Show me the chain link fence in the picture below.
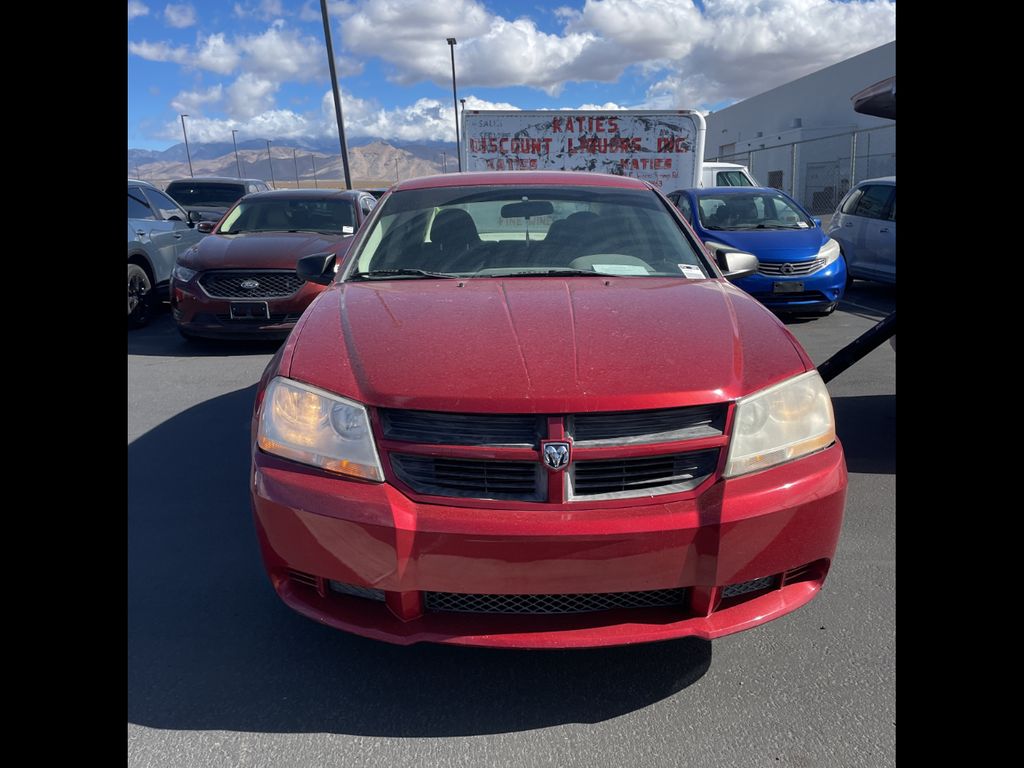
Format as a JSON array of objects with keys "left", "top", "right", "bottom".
[{"left": 709, "top": 124, "right": 895, "bottom": 216}]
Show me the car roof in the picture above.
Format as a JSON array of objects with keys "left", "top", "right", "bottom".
[
  {"left": 128, "top": 178, "right": 157, "bottom": 188},
  {"left": 167, "top": 176, "right": 267, "bottom": 185},
  {"left": 242, "top": 188, "right": 367, "bottom": 201},
  {"left": 392, "top": 171, "right": 651, "bottom": 192},
  {"left": 853, "top": 176, "right": 896, "bottom": 186},
  {"left": 688, "top": 186, "right": 794, "bottom": 196}
]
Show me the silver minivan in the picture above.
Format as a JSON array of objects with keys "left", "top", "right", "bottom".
[
  {"left": 827, "top": 176, "right": 895, "bottom": 285},
  {"left": 128, "top": 180, "right": 205, "bottom": 327}
]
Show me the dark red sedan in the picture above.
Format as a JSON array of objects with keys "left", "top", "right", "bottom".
[
  {"left": 171, "top": 189, "right": 379, "bottom": 340},
  {"left": 250, "top": 172, "right": 847, "bottom": 648}
]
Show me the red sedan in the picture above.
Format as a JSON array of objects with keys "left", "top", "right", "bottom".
[
  {"left": 250, "top": 172, "right": 846, "bottom": 648},
  {"left": 171, "top": 189, "right": 379, "bottom": 340}
]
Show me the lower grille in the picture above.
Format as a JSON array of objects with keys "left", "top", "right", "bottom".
[
  {"left": 758, "top": 257, "right": 827, "bottom": 276},
  {"left": 571, "top": 449, "right": 719, "bottom": 499},
  {"left": 214, "top": 312, "right": 303, "bottom": 323},
  {"left": 756, "top": 290, "right": 828, "bottom": 302},
  {"left": 200, "top": 270, "right": 304, "bottom": 298},
  {"left": 328, "top": 580, "right": 386, "bottom": 602},
  {"left": 425, "top": 588, "right": 688, "bottom": 614},
  {"left": 390, "top": 454, "right": 544, "bottom": 501},
  {"left": 722, "top": 576, "right": 778, "bottom": 598}
]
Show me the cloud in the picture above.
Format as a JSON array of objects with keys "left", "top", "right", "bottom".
[
  {"left": 163, "top": 3, "right": 196, "bottom": 28},
  {"left": 128, "top": 40, "right": 190, "bottom": 65},
  {"left": 237, "top": 25, "right": 327, "bottom": 81},
  {"left": 170, "top": 84, "right": 223, "bottom": 114},
  {"left": 128, "top": 1, "right": 149, "bottom": 20},
  {"left": 227, "top": 73, "right": 280, "bottom": 119}
]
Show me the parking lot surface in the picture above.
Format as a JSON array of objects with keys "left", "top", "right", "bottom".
[{"left": 128, "top": 282, "right": 895, "bottom": 768}]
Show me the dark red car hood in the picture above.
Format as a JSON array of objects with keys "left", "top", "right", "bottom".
[
  {"left": 183, "top": 231, "right": 351, "bottom": 270},
  {"left": 286, "top": 277, "right": 811, "bottom": 413}
]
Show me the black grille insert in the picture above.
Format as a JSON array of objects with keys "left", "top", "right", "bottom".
[
  {"left": 425, "top": 588, "right": 688, "bottom": 614},
  {"left": 381, "top": 410, "right": 542, "bottom": 446},
  {"left": 572, "top": 449, "right": 719, "bottom": 498},
  {"left": 571, "top": 405, "right": 726, "bottom": 446},
  {"left": 391, "top": 454, "right": 543, "bottom": 501},
  {"left": 200, "top": 270, "right": 305, "bottom": 298}
]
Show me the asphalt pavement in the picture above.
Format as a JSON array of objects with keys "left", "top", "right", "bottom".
[{"left": 128, "top": 281, "right": 895, "bottom": 768}]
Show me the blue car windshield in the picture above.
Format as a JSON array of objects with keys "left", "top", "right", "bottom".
[{"left": 697, "top": 192, "right": 813, "bottom": 231}]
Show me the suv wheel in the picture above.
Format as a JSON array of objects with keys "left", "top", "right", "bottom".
[{"left": 128, "top": 263, "right": 152, "bottom": 328}]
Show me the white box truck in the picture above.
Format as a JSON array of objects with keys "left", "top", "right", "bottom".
[{"left": 461, "top": 109, "right": 756, "bottom": 194}]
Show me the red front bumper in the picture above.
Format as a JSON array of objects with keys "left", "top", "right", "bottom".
[
  {"left": 251, "top": 443, "right": 846, "bottom": 648},
  {"left": 171, "top": 278, "right": 323, "bottom": 339}
]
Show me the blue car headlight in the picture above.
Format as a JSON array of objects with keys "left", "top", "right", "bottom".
[{"left": 818, "top": 238, "right": 841, "bottom": 266}]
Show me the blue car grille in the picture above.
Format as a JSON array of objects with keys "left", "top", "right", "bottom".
[{"left": 758, "top": 257, "right": 827, "bottom": 276}]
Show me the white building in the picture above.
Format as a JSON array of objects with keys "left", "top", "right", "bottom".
[{"left": 706, "top": 41, "right": 895, "bottom": 213}]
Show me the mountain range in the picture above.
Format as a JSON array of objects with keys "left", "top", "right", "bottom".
[{"left": 128, "top": 138, "right": 460, "bottom": 187}]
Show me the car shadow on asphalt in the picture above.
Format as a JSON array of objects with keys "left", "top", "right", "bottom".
[
  {"left": 128, "top": 385, "right": 713, "bottom": 737},
  {"left": 832, "top": 394, "right": 896, "bottom": 475},
  {"left": 128, "top": 309, "right": 285, "bottom": 358}
]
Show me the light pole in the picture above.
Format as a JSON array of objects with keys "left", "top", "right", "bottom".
[
  {"left": 180, "top": 114, "right": 194, "bottom": 178},
  {"left": 446, "top": 38, "right": 462, "bottom": 171},
  {"left": 311, "top": 154, "right": 318, "bottom": 188},
  {"left": 265, "top": 139, "right": 276, "bottom": 188},
  {"left": 395, "top": 157, "right": 399, "bottom": 182},
  {"left": 441, "top": 151, "right": 447, "bottom": 173},
  {"left": 321, "top": 0, "right": 352, "bottom": 189},
  {"left": 231, "top": 129, "right": 242, "bottom": 178},
  {"left": 460, "top": 98, "right": 466, "bottom": 171},
  {"left": 293, "top": 148, "right": 300, "bottom": 188}
]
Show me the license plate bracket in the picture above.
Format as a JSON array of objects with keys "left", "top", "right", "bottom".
[
  {"left": 229, "top": 301, "right": 270, "bottom": 320},
  {"left": 772, "top": 281, "right": 805, "bottom": 294}
]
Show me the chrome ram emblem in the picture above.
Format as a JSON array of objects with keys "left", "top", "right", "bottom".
[{"left": 542, "top": 441, "right": 571, "bottom": 472}]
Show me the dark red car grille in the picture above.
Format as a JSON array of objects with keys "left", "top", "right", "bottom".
[
  {"left": 200, "top": 270, "right": 304, "bottom": 298},
  {"left": 424, "top": 588, "right": 688, "bottom": 614}
]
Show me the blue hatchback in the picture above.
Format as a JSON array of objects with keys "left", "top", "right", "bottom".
[{"left": 668, "top": 187, "right": 846, "bottom": 315}]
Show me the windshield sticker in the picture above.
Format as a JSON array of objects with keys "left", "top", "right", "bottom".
[
  {"left": 593, "top": 264, "right": 649, "bottom": 276},
  {"left": 797, "top": 221, "right": 809, "bottom": 228},
  {"left": 678, "top": 264, "right": 704, "bottom": 279},
  {"left": 343, "top": 226, "right": 354, "bottom": 234}
]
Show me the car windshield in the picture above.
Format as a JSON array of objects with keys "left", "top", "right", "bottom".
[
  {"left": 344, "top": 184, "right": 709, "bottom": 279},
  {"left": 165, "top": 183, "right": 246, "bottom": 207},
  {"left": 218, "top": 198, "right": 356, "bottom": 235},
  {"left": 696, "top": 192, "right": 813, "bottom": 230}
]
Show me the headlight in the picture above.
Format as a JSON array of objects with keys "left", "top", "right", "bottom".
[
  {"left": 257, "top": 377, "right": 384, "bottom": 481},
  {"left": 724, "top": 370, "right": 835, "bottom": 478},
  {"left": 817, "top": 238, "right": 841, "bottom": 267},
  {"left": 172, "top": 264, "right": 198, "bottom": 282}
]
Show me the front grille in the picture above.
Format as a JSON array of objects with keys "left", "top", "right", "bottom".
[
  {"left": 200, "top": 270, "right": 304, "bottom": 298},
  {"left": 756, "top": 290, "right": 828, "bottom": 303},
  {"left": 722, "top": 575, "right": 778, "bottom": 598},
  {"left": 571, "top": 405, "right": 726, "bottom": 446},
  {"left": 758, "top": 257, "right": 827, "bottom": 276},
  {"left": 390, "top": 454, "right": 543, "bottom": 501},
  {"left": 381, "top": 410, "right": 541, "bottom": 446},
  {"left": 214, "top": 312, "right": 302, "bottom": 323},
  {"left": 572, "top": 449, "right": 719, "bottom": 499},
  {"left": 328, "top": 580, "right": 386, "bottom": 602},
  {"left": 425, "top": 588, "right": 688, "bottom": 614}
]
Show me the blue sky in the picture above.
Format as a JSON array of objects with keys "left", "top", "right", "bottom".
[{"left": 128, "top": 0, "right": 895, "bottom": 150}]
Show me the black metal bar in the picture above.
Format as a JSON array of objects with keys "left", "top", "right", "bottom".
[{"left": 818, "top": 311, "right": 896, "bottom": 384}]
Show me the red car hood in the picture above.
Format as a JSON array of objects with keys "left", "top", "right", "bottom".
[
  {"left": 183, "top": 231, "right": 352, "bottom": 270},
  {"left": 286, "top": 277, "right": 811, "bottom": 413}
]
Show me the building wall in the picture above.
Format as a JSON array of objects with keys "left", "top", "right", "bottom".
[{"left": 705, "top": 41, "right": 895, "bottom": 213}]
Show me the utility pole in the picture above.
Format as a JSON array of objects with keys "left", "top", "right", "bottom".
[
  {"left": 266, "top": 140, "right": 276, "bottom": 188},
  {"left": 293, "top": 148, "right": 300, "bottom": 188},
  {"left": 311, "top": 154, "right": 318, "bottom": 188},
  {"left": 180, "top": 114, "right": 194, "bottom": 177},
  {"left": 446, "top": 38, "right": 462, "bottom": 171},
  {"left": 231, "top": 129, "right": 242, "bottom": 178},
  {"left": 320, "top": 0, "right": 352, "bottom": 189}
]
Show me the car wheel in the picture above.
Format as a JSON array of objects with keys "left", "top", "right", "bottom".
[{"left": 128, "top": 263, "right": 152, "bottom": 328}]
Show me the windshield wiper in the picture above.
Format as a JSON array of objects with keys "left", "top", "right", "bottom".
[
  {"left": 349, "top": 269, "right": 458, "bottom": 280},
  {"left": 491, "top": 269, "right": 622, "bottom": 278}
]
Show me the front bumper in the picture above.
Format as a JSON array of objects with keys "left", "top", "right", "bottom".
[
  {"left": 251, "top": 442, "right": 847, "bottom": 648},
  {"left": 171, "top": 277, "right": 321, "bottom": 339},
  {"left": 736, "top": 259, "right": 846, "bottom": 311}
]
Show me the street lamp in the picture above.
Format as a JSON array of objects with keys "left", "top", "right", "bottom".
[
  {"left": 293, "top": 148, "right": 300, "bottom": 188},
  {"left": 231, "top": 129, "right": 242, "bottom": 178},
  {"left": 311, "top": 154, "right": 319, "bottom": 189},
  {"left": 321, "top": 0, "right": 352, "bottom": 189},
  {"left": 446, "top": 38, "right": 462, "bottom": 171},
  {"left": 265, "top": 139, "right": 276, "bottom": 188},
  {"left": 395, "top": 157, "right": 399, "bottom": 182},
  {"left": 180, "top": 114, "right": 194, "bottom": 178},
  {"left": 441, "top": 151, "right": 447, "bottom": 173}
]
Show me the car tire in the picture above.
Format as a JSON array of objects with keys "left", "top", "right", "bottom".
[{"left": 128, "top": 263, "right": 153, "bottom": 328}]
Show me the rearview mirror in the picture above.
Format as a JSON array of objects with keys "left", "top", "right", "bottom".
[
  {"left": 812, "top": 217, "right": 822, "bottom": 228},
  {"left": 500, "top": 200, "right": 554, "bottom": 219},
  {"left": 297, "top": 252, "right": 337, "bottom": 285},
  {"left": 187, "top": 210, "right": 203, "bottom": 224},
  {"left": 197, "top": 221, "right": 215, "bottom": 234}
]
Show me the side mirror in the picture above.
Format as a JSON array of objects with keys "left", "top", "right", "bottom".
[
  {"left": 197, "top": 221, "right": 215, "bottom": 234},
  {"left": 717, "top": 251, "right": 759, "bottom": 281},
  {"left": 187, "top": 210, "right": 203, "bottom": 224},
  {"left": 812, "top": 217, "right": 822, "bottom": 228},
  {"left": 297, "top": 252, "right": 337, "bottom": 285}
]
